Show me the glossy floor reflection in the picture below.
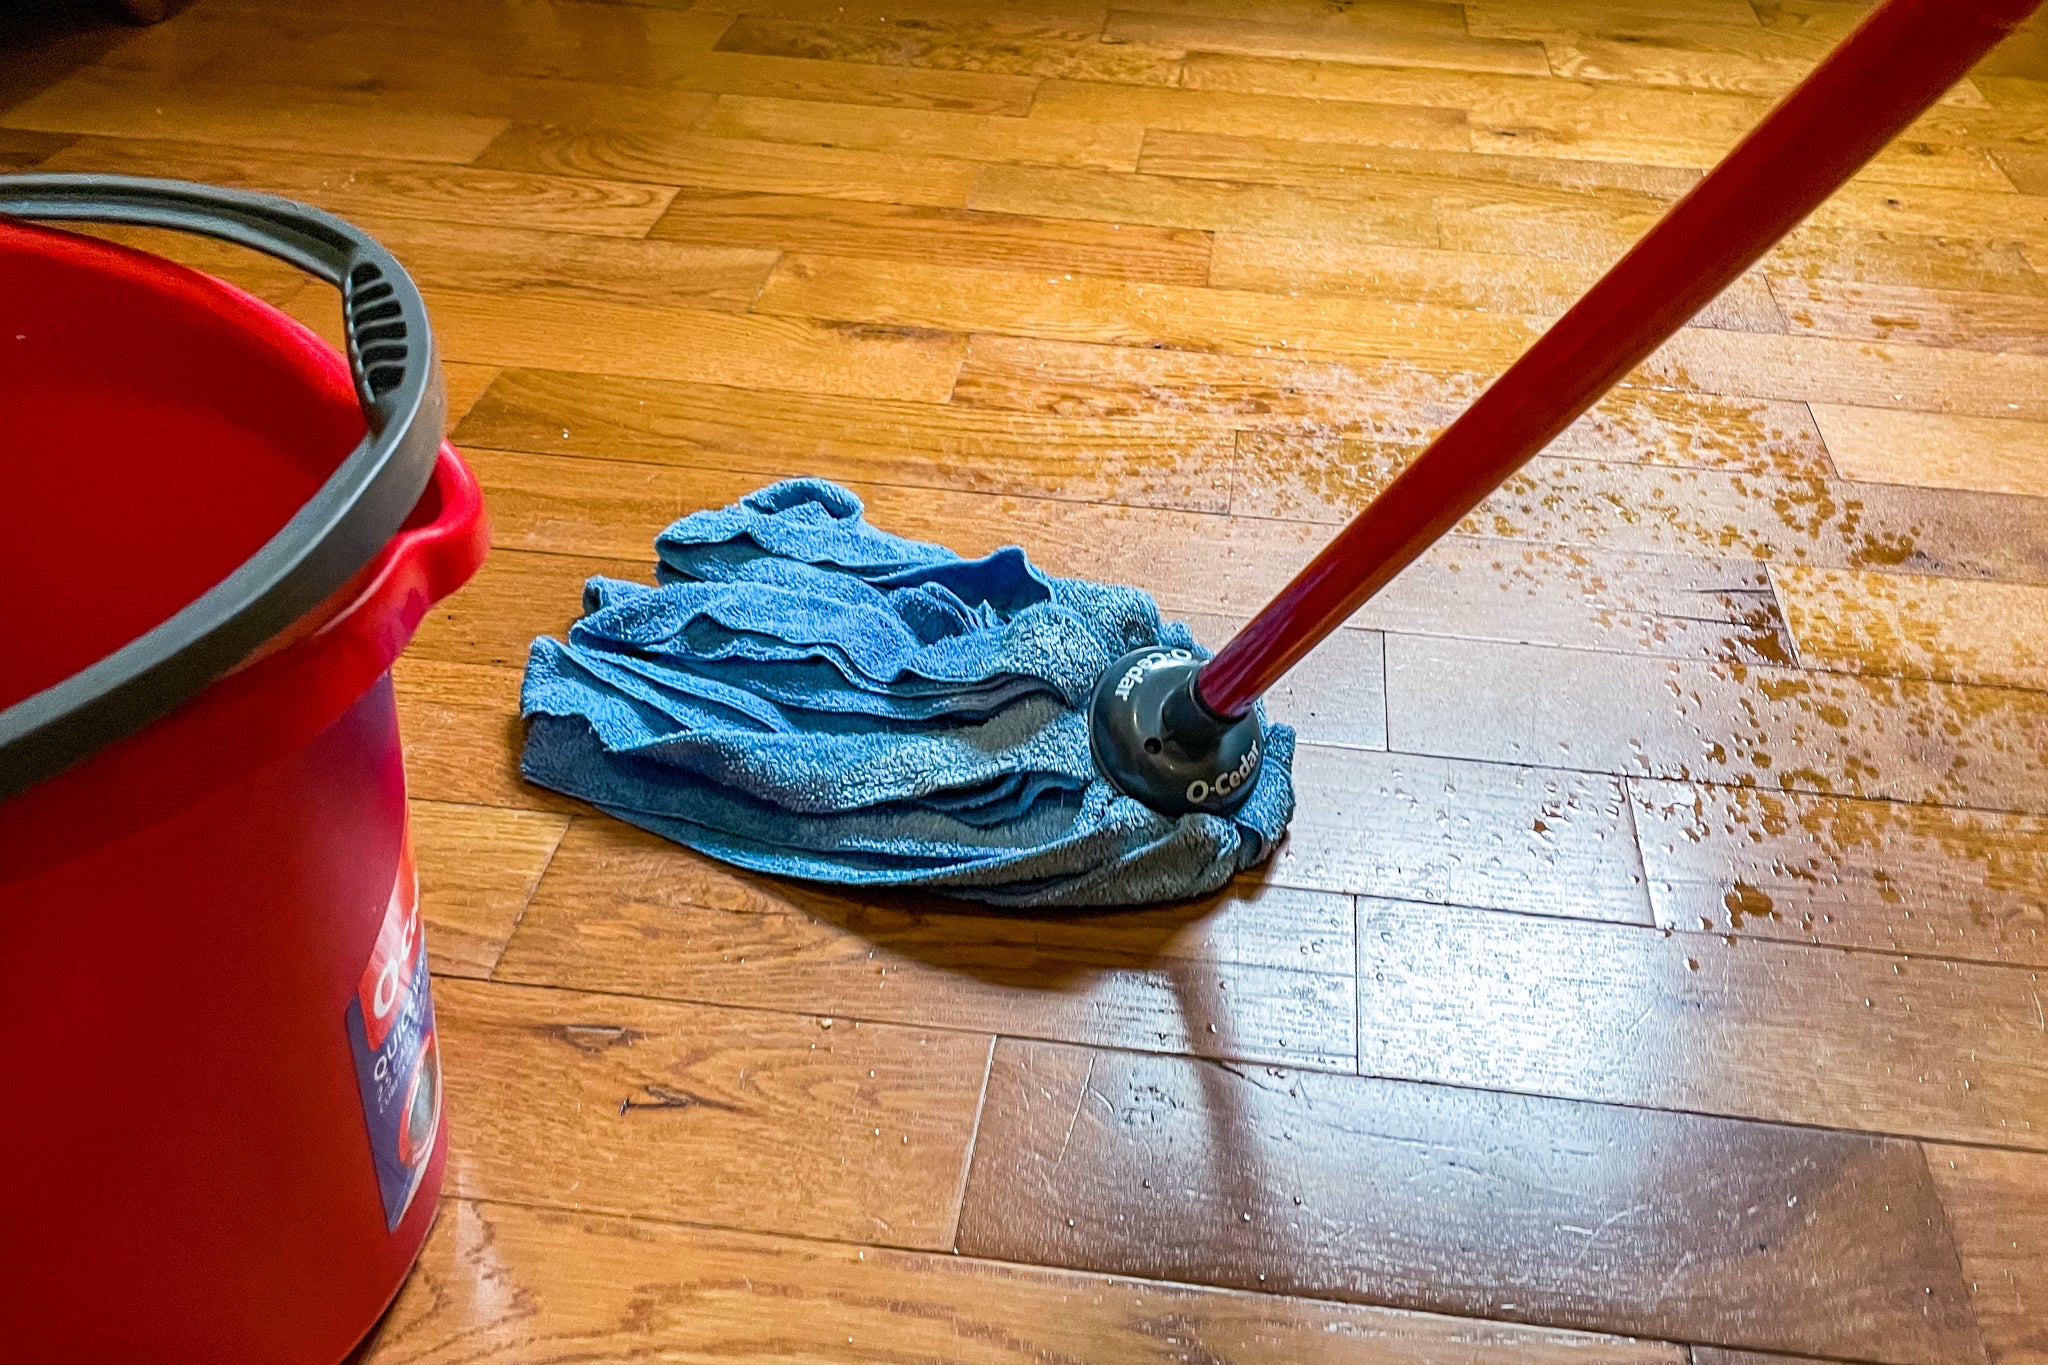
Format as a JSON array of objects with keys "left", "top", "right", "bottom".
[{"left": 10, "top": 0, "right": 2046, "bottom": 1360}]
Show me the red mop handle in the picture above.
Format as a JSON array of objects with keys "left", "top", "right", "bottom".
[{"left": 1197, "top": 0, "right": 2041, "bottom": 719}]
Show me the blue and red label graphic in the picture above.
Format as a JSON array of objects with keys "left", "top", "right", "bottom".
[{"left": 345, "top": 828, "right": 442, "bottom": 1231}]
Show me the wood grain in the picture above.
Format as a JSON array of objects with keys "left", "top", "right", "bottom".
[
  {"left": 1385, "top": 634, "right": 2048, "bottom": 813},
  {"left": 393, "top": 657, "right": 566, "bottom": 815},
  {"left": 1929, "top": 1145, "right": 2048, "bottom": 1365},
  {"left": 1354, "top": 897, "right": 2048, "bottom": 1148},
  {"left": 1102, "top": 9, "right": 1550, "bottom": 76},
  {"left": 716, "top": 13, "right": 1189, "bottom": 85},
  {"left": 410, "top": 799, "right": 567, "bottom": 980},
  {"left": 38, "top": 138, "right": 679, "bottom": 238},
  {"left": 1631, "top": 778, "right": 2048, "bottom": 967},
  {"left": 435, "top": 977, "right": 991, "bottom": 1247},
  {"left": 649, "top": 189, "right": 1211, "bottom": 282},
  {"left": 453, "top": 366, "right": 1234, "bottom": 512},
  {"left": 494, "top": 817, "right": 1359, "bottom": 1071},
  {"left": 1810, "top": 404, "right": 2048, "bottom": 497},
  {"left": 363, "top": 1198, "right": 1690, "bottom": 1364},
  {"left": 1773, "top": 566, "right": 2048, "bottom": 690},
  {"left": 700, "top": 93, "right": 1146, "bottom": 170},
  {"left": 956, "top": 1039, "right": 1981, "bottom": 1363},
  {"left": 1027, "top": 79, "right": 1475, "bottom": 148}
]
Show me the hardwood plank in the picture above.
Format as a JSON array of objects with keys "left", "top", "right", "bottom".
[
  {"left": 1762, "top": 223, "right": 2048, "bottom": 296},
  {"left": 1691, "top": 1353, "right": 1823, "bottom": 1365},
  {"left": 956, "top": 335, "right": 1833, "bottom": 476},
  {"left": 494, "top": 817, "right": 1358, "bottom": 1071},
  {"left": 969, "top": 163, "right": 1443, "bottom": 245},
  {"left": 365, "top": 1198, "right": 1689, "bottom": 1365},
  {"left": 37, "top": 138, "right": 679, "bottom": 238},
  {"left": 1183, "top": 611, "right": 1388, "bottom": 750},
  {"left": 439, "top": 363, "right": 500, "bottom": 427},
  {"left": 955, "top": 1040, "right": 1980, "bottom": 1363},
  {"left": 453, "top": 366, "right": 1232, "bottom": 512},
  {"left": 1772, "top": 565, "right": 2048, "bottom": 690},
  {"left": 1268, "top": 744, "right": 1650, "bottom": 921},
  {"left": 1770, "top": 276, "right": 2048, "bottom": 354},
  {"left": 699, "top": 93, "right": 1144, "bottom": 169},
  {"left": 407, "top": 548, "right": 641, "bottom": 671},
  {"left": 0, "top": 127, "right": 75, "bottom": 172},
  {"left": 715, "top": 13, "right": 1188, "bottom": 85},
  {"left": 1929, "top": 1145, "right": 2048, "bottom": 1365},
  {"left": 1102, "top": 9, "right": 1551, "bottom": 76},
  {"left": 478, "top": 124, "right": 982, "bottom": 206},
  {"left": 1469, "top": 0, "right": 1766, "bottom": 28},
  {"left": 1997, "top": 146, "right": 2048, "bottom": 193},
  {"left": 423, "top": 290, "right": 968, "bottom": 402},
  {"left": 393, "top": 657, "right": 565, "bottom": 814},
  {"left": 0, "top": 67, "right": 509, "bottom": 163},
  {"left": 1354, "top": 897, "right": 2048, "bottom": 1148},
  {"left": 648, "top": 190, "right": 1213, "bottom": 284},
  {"left": 1385, "top": 634, "right": 2048, "bottom": 813},
  {"left": 1631, "top": 778, "right": 2048, "bottom": 967},
  {"left": 410, "top": 799, "right": 567, "bottom": 980},
  {"left": 434, "top": 978, "right": 990, "bottom": 1247},
  {"left": 326, "top": 215, "right": 780, "bottom": 313},
  {"left": 756, "top": 255, "right": 1544, "bottom": 370},
  {"left": 1175, "top": 50, "right": 2014, "bottom": 188},
  {"left": 1810, "top": 404, "right": 2048, "bottom": 497},
  {"left": 655, "top": 48, "right": 1040, "bottom": 113},
  {"left": 1147, "top": 127, "right": 1706, "bottom": 198},
  {"left": 1234, "top": 436, "right": 2048, "bottom": 586},
  {"left": 1026, "top": 79, "right": 1473, "bottom": 149},
  {"left": 1806, "top": 179, "right": 2048, "bottom": 253}
]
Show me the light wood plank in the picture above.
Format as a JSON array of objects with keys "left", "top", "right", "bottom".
[
  {"left": 1386, "top": 634, "right": 2048, "bottom": 814},
  {"left": 494, "top": 817, "right": 1358, "bottom": 1071},
  {"left": 957, "top": 1040, "right": 1979, "bottom": 1362},
  {"left": 435, "top": 978, "right": 991, "bottom": 1247},
  {"left": 439, "top": 363, "right": 500, "bottom": 427},
  {"left": 957, "top": 334, "right": 1833, "bottom": 476},
  {"left": 970, "top": 162, "right": 1442, "bottom": 244},
  {"left": 424, "top": 290, "right": 969, "bottom": 402},
  {"left": 1102, "top": 9, "right": 1550, "bottom": 76},
  {"left": 1639, "top": 329, "right": 2048, "bottom": 421},
  {"left": 0, "top": 67, "right": 509, "bottom": 162},
  {"left": 37, "top": 138, "right": 678, "bottom": 238},
  {"left": 1270, "top": 744, "right": 1650, "bottom": 920},
  {"left": 1811, "top": 404, "right": 2048, "bottom": 497},
  {"left": 715, "top": 13, "right": 1189, "bottom": 84},
  {"left": 1355, "top": 897, "right": 2048, "bottom": 1148},
  {"left": 394, "top": 658, "right": 563, "bottom": 814},
  {"left": 366, "top": 1198, "right": 1689, "bottom": 1365},
  {"left": 453, "top": 366, "right": 1233, "bottom": 512},
  {"left": 699, "top": 93, "right": 1145, "bottom": 169},
  {"left": 410, "top": 799, "right": 567, "bottom": 980},
  {"left": 756, "top": 254, "right": 1544, "bottom": 370},
  {"left": 1929, "top": 1145, "right": 2048, "bottom": 1365},
  {"left": 648, "top": 190, "right": 1212, "bottom": 283},
  {"left": 1770, "top": 276, "right": 2048, "bottom": 354},
  {"left": 478, "top": 124, "right": 983, "bottom": 206},
  {"left": 1027, "top": 79, "right": 1473, "bottom": 148},
  {"left": 1631, "top": 778, "right": 2048, "bottom": 967},
  {"left": 1773, "top": 565, "right": 2048, "bottom": 690},
  {"left": 1233, "top": 436, "right": 2048, "bottom": 586}
]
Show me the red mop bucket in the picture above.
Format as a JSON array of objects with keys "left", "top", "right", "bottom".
[{"left": 0, "top": 176, "right": 486, "bottom": 1363}]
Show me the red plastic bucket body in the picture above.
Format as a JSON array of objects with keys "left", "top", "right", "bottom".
[{"left": 0, "top": 222, "right": 486, "bottom": 1361}]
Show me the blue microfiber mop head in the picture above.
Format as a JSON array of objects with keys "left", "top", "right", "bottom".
[{"left": 518, "top": 479, "right": 1295, "bottom": 909}]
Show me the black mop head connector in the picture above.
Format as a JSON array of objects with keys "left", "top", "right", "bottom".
[{"left": 1087, "top": 647, "right": 1265, "bottom": 818}]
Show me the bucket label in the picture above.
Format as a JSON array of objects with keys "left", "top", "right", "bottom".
[{"left": 344, "top": 827, "right": 442, "bottom": 1232}]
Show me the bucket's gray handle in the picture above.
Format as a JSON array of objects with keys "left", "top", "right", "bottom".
[
  {"left": 0, "top": 173, "right": 436, "bottom": 429},
  {"left": 0, "top": 174, "right": 446, "bottom": 800}
]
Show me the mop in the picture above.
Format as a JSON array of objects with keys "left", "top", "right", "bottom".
[{"left": 521, "top": 0, "right": 2037, "bottom": 907}]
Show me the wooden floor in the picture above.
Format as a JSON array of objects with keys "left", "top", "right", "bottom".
[{"left": 11, "top": 0, "right": 2048, "bottom": 1359}]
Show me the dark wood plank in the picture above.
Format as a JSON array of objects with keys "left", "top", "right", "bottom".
[
  {"left": 955, "top": 1040, "right": 1982, "bottom": 1364},
  {"left": 1631, "top": 778, "right": 2048, "bottom": 968},
  {"left": 1385, "top": 635, "right": 2048, "bottom": 814},
  {"left": 365, "top": 1198, "right": 1690, "bottom": 1364},
  {"left": 493, "top": 817, "right": 1358, "bottom": 1071},
  {"left": 1354, "top": 897, "right": 2048, "bottom": 1148},
  {"left": 435, "top": 977, "right": 992, "bottom": 1248}
]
